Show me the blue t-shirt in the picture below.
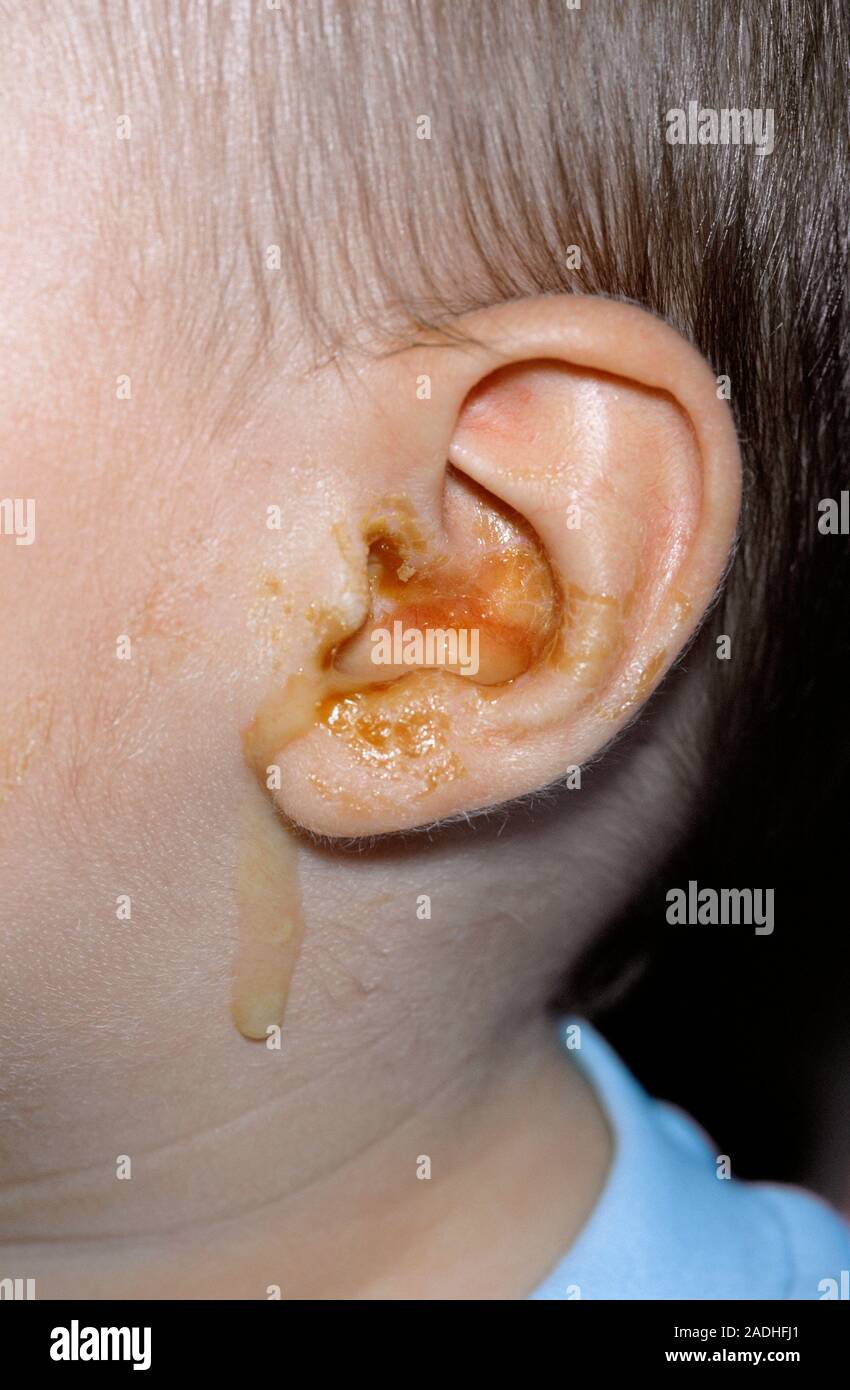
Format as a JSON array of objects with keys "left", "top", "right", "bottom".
[{"left": 530, "top": 1021, "right": 850, "bottom": 1300}]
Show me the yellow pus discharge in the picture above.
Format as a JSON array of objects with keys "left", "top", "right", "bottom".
[
  {"left": 234, "top": 637, "right": 358, "bottom": 1043},
  {"left": 231, "top": 787, "right": 304, "bottom": 1041},
  {"left": 232, "top": 493, "right": 562, "bottom": 1039}
]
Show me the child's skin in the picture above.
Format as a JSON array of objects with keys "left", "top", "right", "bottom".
[{"left": 0, "top": 11, "right": 741, "bottom": 1297}]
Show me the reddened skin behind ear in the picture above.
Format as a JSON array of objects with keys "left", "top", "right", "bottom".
[{"left": 253, "top": 297, "right": 740, "bottom": 837}]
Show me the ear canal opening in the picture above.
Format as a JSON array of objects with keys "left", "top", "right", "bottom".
[{"left": 332, "top": 467, "right": 563, "bottom": 687}]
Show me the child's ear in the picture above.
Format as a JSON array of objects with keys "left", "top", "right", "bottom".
[{"left": 260, "top": 296, "right": 741, "bottom": 837}]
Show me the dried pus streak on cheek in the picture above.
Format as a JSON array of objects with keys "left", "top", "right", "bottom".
[
  {"left": 234, "top": 614, "right": 369, "bottom": 1041},
  {"left": 231, "top": 785, "right": 304, "bottom": 1041},
  {"left": 233, "top": 671, "right": 333, "bottom": 1043}
]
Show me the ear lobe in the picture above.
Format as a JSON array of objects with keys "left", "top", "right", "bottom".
[{"left": 260, "top": 297, "right": 740, "bottom": 837}]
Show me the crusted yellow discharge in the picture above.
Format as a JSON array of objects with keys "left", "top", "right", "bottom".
[
  {"left": 246, "top": 572, "right": 295, "bottom": 673},
  {"left": 634, "top": 648, "right": 668, "bottom": 701},
  {"left": 317, "top": 676, "right": 465, "bottom": 802},
  {"left": 556, "top": 584, "right": 625, "bottom": 686}
]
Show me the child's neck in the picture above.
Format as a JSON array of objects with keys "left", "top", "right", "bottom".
[{"left": 3, "top": 1011, "right": 611, "bottom": 1299}]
